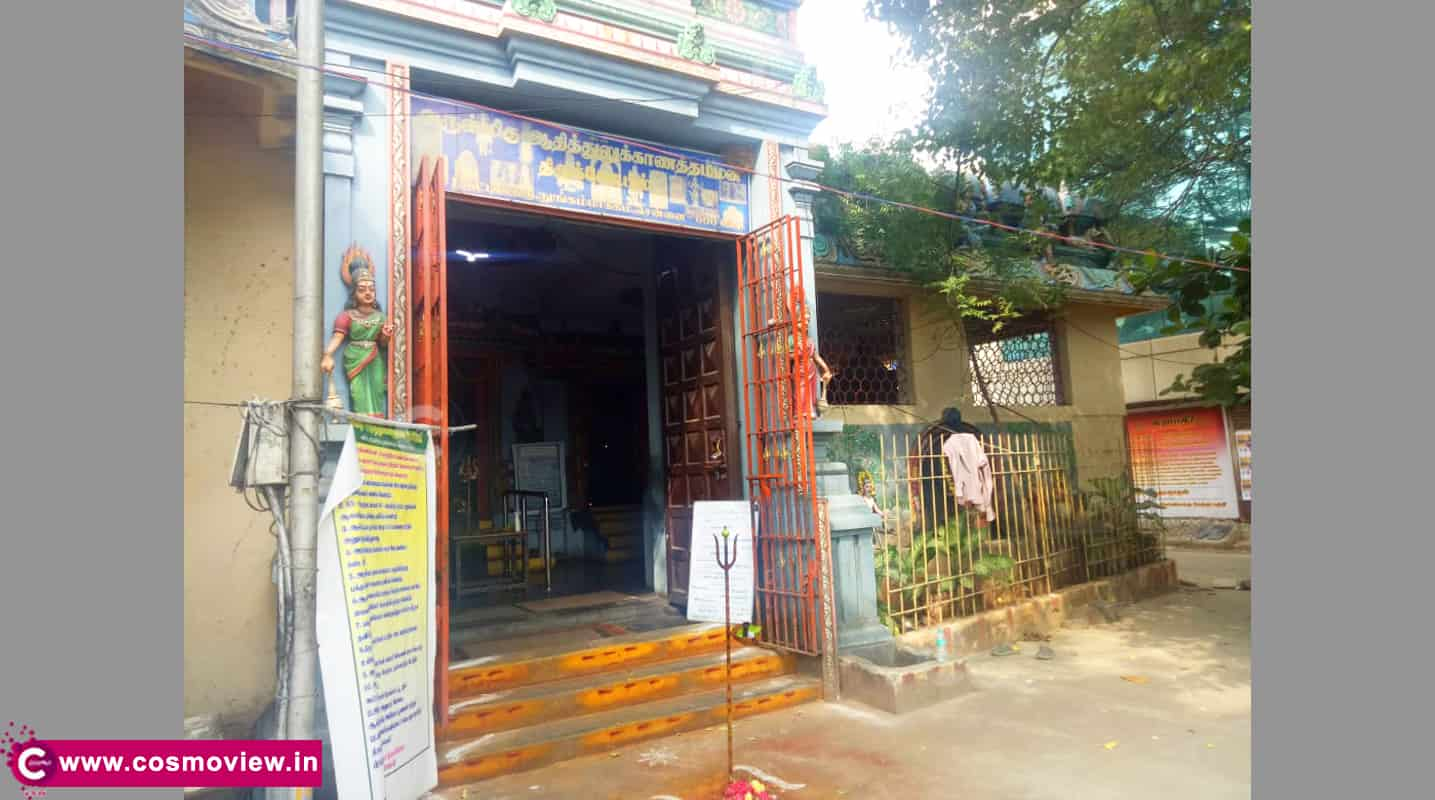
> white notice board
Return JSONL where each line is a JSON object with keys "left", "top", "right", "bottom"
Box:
{"left": 685, "top": 500, "right": 756, "bottom": 624}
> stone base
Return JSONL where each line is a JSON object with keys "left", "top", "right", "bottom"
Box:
{"left": 838, "top": 620, "right": 894, "bottom": 653}
{"left": 838, "top": 642, "right": 973, "bottom": 715}
{"left": 897, "top": 559, "right": 1180, "bottom": 657}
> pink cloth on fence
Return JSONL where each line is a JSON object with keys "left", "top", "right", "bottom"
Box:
{"left": 942, "top": 432, "right": 996, "bottom": 522}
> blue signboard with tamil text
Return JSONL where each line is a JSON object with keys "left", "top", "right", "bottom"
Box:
{"left": 412, "top": 96, "right": 751, "bottom": 235}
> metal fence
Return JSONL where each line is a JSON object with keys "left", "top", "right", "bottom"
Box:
{"left": 865, "top": 428, "right": 1164, "bottom": 633}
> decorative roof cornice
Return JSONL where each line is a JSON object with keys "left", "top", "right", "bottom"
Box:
{"left": 184, "top": 0, "right": 296, "bottom": 60}
{"left": 334, "top": 0, "right": 822, "bottom": 114}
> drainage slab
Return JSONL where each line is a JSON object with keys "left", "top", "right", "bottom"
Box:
{"left": 838, "top": 641, "right": 974, "bottom": 715}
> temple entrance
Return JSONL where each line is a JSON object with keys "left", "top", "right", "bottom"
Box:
{"left": 409, "top": 160, "right": 826, "bottom": 755}
{"left": 435, "top": 199, "right": 743, "bottom": 614}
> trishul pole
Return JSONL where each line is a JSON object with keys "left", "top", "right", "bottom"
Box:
{"left": 714, "top": 525, "right": 738, "bottom": 781}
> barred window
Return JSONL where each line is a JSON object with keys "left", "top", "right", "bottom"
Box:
{"left": 964, "top": 314, "right": 1066, "bottom": 406}
{"left": 817, "top": 292, "right": 911, "bottom": 406}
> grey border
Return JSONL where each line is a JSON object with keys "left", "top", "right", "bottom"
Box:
{"left": 1, "top": 2, "right": 1432, "bottom": 799}
{"left": 1257, "top": 2, "right": 1432, "bottom": 796}
{"left": 0, "top": 0, "right": 179, "bottom": 795}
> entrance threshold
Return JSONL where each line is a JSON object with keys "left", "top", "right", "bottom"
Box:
{"left": 448, "top": 591, "right": 690, "bottom": 663}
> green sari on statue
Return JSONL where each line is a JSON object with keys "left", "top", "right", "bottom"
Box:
{"left": 335, "top": 309, "right": 388, "bottom": 416}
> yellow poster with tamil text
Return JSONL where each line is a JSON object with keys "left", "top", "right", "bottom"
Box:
{"left": 317, "top": 421, "right": 437, "bottom": 800}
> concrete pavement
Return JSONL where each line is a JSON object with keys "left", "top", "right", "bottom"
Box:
{"left": 1168, "top": 549, "right": 1252, "bottom": 587}
{"left": 431, "top": 553, "right": 1252, "bottom": 800}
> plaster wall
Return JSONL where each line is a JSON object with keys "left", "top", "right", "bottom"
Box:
{"left": 814, "top": 273, "right": 1137, "bottom": 484}
{"left": 183, "top": 65, "right": 293, "bottom": 733}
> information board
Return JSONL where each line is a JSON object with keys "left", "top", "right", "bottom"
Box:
{"left": 316, "top": 421, "right": 438, "bottom": 800}
{"left": 685, "top": 500, "right": 756, "bottom": 625}
{"left": 512, "top": 442, "right": 567, "bottom": 510}
{"left": 1126, "top": 407, "right": 1240, "bottom": 519}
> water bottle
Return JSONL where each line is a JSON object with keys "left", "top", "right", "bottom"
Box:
{"left": 935, "top": 629, "right": 948, "bottom": 663}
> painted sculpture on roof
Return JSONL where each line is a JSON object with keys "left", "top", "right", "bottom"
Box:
{"left": 322, "top": 245, "right": 393, "bottom": 417}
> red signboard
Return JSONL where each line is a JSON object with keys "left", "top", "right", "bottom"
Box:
{"left": 1126, "top": 407, "right": 1240, "bottom": 519}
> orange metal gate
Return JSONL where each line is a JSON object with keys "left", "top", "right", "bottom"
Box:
{"left": 736, "top": 217, "right": 824, "bottom": 656}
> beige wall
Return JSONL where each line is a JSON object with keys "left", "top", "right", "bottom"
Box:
{"left": 1121, "top": 331, "right": 1243, "bottom": 406}
{"left": 184, "top": 64, "right": 294, "bottom": 733}
{"left": 816, "top": 273, "right": 1138, "bottom": 482}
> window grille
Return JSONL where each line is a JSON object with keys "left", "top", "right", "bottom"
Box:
{"left": 817, "top": 293, "right": 911, "bottom": 406}
{"left": 964, "top": 314, "right": 1065, "bottom": 406}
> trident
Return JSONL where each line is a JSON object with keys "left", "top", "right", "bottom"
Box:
{"left": 714, "top": 524, "right": 739, "bottom": 781}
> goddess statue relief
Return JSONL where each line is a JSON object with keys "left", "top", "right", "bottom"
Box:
{"left": 321, "top": 245, "right": 393, "bottom": 417}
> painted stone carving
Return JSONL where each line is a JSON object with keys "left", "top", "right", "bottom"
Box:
{"left": 512, "top": 0, "right": 558, "bottom": 23}
{"left": 793, "top": 65, "right": 825, "bottom": 102}
{"left": 322, "top": 245, "right": 393, "bottom": 417}
{"left": 678, "top": 23, "right": 718, "bottom": 65}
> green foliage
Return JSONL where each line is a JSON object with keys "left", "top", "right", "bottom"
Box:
{"left": 867, "top": 0, "right": 1250, "bottom": 231}
{"left": 1078, "top": 474, "right": 1164, "bottom": 536}
{"left": 829, "top": 426, "right": 882, "bottom": 481}
{"left": 961, "top": 553, "right": 1018, "bottom": 591}
{"left": 867, "top": 0, "right": 1251, "bottom": 405}
{"left": 1126, "top": 220, "right": 1251, "bottom": 405}
{"left": 812, "top": 141, "right": 1067, "bottom": 333}
{"left": 875, "top": 517, "right": 1018, "bottom": 625}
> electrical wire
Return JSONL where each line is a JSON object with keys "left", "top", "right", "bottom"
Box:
{"left": 184, "top": 399, "right": 249, "bottom": 408}
{"left": 184, "top": 31, "right": 1246, "bottom": 274}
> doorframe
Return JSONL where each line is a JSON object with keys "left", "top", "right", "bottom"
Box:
{"left": 446, "top": 193, "right": 745, "bottom": 243}
{"left": 654, "top": 241, "right": 747, "bottom": 609}
{"left": 404, "top": 135, "right": 763, "bottom": 729}
{"left": 419, "top": 186, "right": 751, "bottom": 728}
{"left": 439, "top": 194, "right": 748, "bottom": 599}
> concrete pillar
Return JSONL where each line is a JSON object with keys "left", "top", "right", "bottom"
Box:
{"left": 643, "top": 244, "right": 667, "bottom": 595}
{"left": 785, "top": 151, "right": 822, "bottom": 354}
{"left": 813, "top": 418, "right": 894, "bottom": 652}
{"left": 319, "top": 58, "right": 365, "bottom": 409}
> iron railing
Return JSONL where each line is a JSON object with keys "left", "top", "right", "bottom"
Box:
{"left": 865, "top": 429, "right": 1164, "bottom": 632}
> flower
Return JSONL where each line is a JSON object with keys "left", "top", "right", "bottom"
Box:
{"left": 724, "top": 778, "right": 775, "bottom": 800}
{"left": 724, "top": 780, "right": 751, "bottom": 800}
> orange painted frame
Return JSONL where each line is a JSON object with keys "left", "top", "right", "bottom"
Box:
{"left": 735, "top": 216, "right": 822, "bottom": 656}
{"left": 412, "top": 155, "right": 452, "bottom": 733}
{"left": 420, "top": 180, "right": 748, "bottom": 733}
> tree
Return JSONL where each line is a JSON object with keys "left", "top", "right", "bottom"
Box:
{"left": 867, "top": 0, "right": 1249, "bottom": 233}
{"left": 812, "top": 139, "right": 1084, "bottom": 426}
{"left": 812, "top": 139, "right": 1067, "bottom": 332}
{"left": 1128, "top": 220, "right": 1250, "bottom": 406}
{"left": 867, "top": 0, "right": 1251, "bottom": 405}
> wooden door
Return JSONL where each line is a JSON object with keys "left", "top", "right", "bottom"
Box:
{"left": 412, "top": 155, "right": 452, "bottom": 730}
{"left": 660, "top": 241, "right": 741, "bottom": 608}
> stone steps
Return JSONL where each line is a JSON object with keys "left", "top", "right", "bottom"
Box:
{"left": 438, "top": 674, "right": 820, "bottom": 786}
{"left": 448, "top": 623, "right": 731, "bottom": 698}
{"left": 446, "top": 646, "right": 794, "bottom": 738}
{"left": 438, "top": 622, "right": 818, "bottom": 785}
